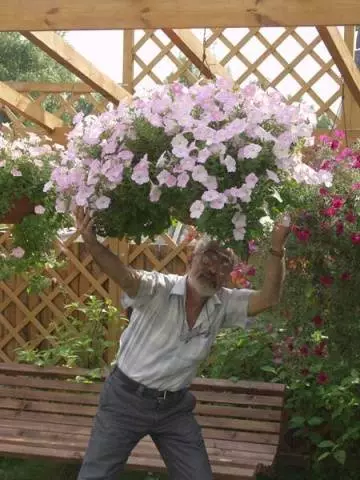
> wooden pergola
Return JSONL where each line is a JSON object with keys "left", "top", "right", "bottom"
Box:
{"left": 0, "top": 1, "right": 359, "bottom": 144}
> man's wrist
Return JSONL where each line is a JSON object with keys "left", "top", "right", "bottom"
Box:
{"left": 269, "top": 247, "right": 286, "bottom": 258}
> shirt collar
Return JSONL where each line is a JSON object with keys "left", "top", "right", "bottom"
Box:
{"left": 170, "top": 275, "right": 222, "bottom": 306}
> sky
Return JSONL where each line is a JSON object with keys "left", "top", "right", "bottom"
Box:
{"left": 64, "top": 27, "right": 346, "bottom": 116}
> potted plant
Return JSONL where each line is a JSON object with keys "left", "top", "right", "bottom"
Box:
{"left": 0, "top": 131, "right": 72, "bottom": 292}
{"left": 51, "top": 78, "right": 331, "bottom": 257}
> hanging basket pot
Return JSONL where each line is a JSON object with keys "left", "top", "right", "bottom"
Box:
{"left": 0, "top": 197, "right": 35, "bottom": 224}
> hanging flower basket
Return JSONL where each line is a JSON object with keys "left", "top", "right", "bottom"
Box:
{"left": 0, "top": 196, "right": 35, "bottom": 224}
{"left": 51, "top": 78, "right": 332, "bottom": 254}
{"left": 0, "top": 132, "right": 71, "bottom": 291}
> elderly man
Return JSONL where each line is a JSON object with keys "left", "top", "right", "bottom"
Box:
{"left": 76, "top": 208, "right": 290, "bottom": 480}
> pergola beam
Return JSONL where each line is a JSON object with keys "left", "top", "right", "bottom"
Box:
{"left": 317, "top": 26, "right": 360, "bottom": 107}
{"left": 0, "top": 81, "right": 63, "bottom": 131}
{"left": 21, "top": 32, "right": 131, "bottom": 103}
{"left": 163, "top": 29, "right": 229, "bottom": 79}
{"left": 0, "top": 1, "right": 359, "bottom": 30}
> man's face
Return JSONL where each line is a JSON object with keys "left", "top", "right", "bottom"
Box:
{"left": 188, "top": 246, "right": 234, "bottom": 297}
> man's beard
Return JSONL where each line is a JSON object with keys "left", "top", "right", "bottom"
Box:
{"left": 188, "top": 275, "right": 217, "bottom": 298}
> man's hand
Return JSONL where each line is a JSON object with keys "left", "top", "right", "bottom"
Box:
{"left": 271, "top": 213, "right": 291, "bottom": 251}
{"left": 75, "top": 207, "right": 98, "bottom": 245}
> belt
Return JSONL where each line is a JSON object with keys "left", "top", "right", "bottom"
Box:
{"left": 112, "top": 366, "right": 186, "bottom": 401}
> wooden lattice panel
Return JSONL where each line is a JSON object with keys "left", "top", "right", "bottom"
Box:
{"left": 0, "top": 231, "right": 189, "bottom": 362}
{"left": 133, "top": 27, "right": 343, "bottom": 124}
{"left": 1, "top": 83, "right": 109, "bottom": 138}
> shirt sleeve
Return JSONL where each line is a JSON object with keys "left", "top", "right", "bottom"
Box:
{"left": 120, "top": 270, "right": 162, "bottom": 310}
{"left": 222, "top": 288, "right": 256, "bottom": 329}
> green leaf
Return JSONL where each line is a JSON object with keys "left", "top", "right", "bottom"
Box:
{"left": 318, "top": 452, "right": 331, "bottom": 461}
{"left": 333, "top": 450, "right": 346, "bottom": 465}
{"left": 289, "top": 416, "right": 306, "bottom": 428}
{"left": 260, "top": 366, "right": 277, "bottom": 374}
{"left": 318, "top": 440, "right": 335, "bottom": 449}
{"left": 271, "top": 188, "right": 283, "bottom": 203}
{"left": 308, "top": 416, "right": 325, "bottom": 426}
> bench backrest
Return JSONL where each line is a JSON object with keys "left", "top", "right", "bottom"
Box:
{"left": 0, "top": 363, "right": 285, "bottom": 457}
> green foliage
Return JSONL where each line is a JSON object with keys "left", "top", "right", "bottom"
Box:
{"left": 0, "top": 134, "right": 71, "bottom": 290}
{"left": 16, "top": 295, "right": 128, "bottom": 376}
{"left": 0, "top": 33, "right": 75, "bottom": 82}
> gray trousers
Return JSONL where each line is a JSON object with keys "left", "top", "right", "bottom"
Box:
{"left": 77, "top": 368, "right": 212, "bottom": 480}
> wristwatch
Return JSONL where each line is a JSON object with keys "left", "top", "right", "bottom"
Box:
{"left": 269, "top": 247, "right": 286, "bottom": 258}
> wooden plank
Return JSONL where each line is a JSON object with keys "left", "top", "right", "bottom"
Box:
{"left": 163, "top": 29, "right": 230, "bottom": 79}
{"left": 191, "top": 377, "right": 286, "bottom": 396}
{"left": 194, "top": 390, "right": 284, "bottom": 408}
{"left": 4, "top": 82, "right": 94, "bottom": 93}
{"left": 0, "top": 408, "right": 94, "bottom": 427}
{"left": 0, "top": 1, "right": 359, "bottom": 29}
{"left": 195, "top": 404, "right": 282, "bottom": 421}
{"left": 0, "top": 397, "right": 97, "bottom": 417}
{"left": 0, "top": 386, "right": 100, "bottom": 406}
{"left": 0, "top": 362, "right": 100, "bottom": 379}
{"left": 0, "top": 80, "right": 63, "bottom": 131}
{"left": 0, "top": 428, "right": 274, "bottom": 466}
{"left": 0, "top": 418, "right": 277, "bottom": 455}
{"left": 196, "top": 415, "right": 280, "bottom": 434}
{"left": 123, "top": 30, "right": 134, "bottom": 94}
{"left": 0, "top": 374, "right": 102, "bottom": 393}
{"left": 317, "top": 26, "right": 360, "bottom": 106}
{"left": 21, "top": 32, "right": 131, "bottom": 103}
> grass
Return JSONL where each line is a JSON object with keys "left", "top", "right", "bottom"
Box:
{"left": 0, "top": 458, "right": 308, "bottom": 480}
{"left": 0, "top": 458, "right": 165, "bottom": 480}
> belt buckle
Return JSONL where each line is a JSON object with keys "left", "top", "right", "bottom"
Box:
{"left": 157, "top": 390, "right": 167, "bottom": 402}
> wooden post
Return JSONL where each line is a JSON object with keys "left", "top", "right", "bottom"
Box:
{"left": 338, "top": 26, "right": 360, "bottom": 144}
{"left": 123, "top": 30, "right": 134, "bottom": 94}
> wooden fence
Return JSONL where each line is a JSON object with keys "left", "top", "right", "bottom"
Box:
{"left": 0, "top": 232, "right": 190, "bottom": 363}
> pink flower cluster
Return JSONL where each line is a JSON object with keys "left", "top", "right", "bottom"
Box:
{"left": 51, "top": 78, "right": 332, "bottom": 241}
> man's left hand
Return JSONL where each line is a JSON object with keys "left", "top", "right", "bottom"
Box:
{"left": 271, "top": 214, "right": 291, "bottom": 251}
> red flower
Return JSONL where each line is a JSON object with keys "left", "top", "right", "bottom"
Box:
{"left": 351, "top": 182, "right": 360, "bottom": 191}
{"left": 345, "top": 211, "right": 356, "bottom": 223}
{"left": 312, "top": 315, "right": 324, "bottom": 327}
{"left": 294, "top": 228, "right": 311, "bottom": 243}
{"left": 336, "top": 221, "right": 344, "bottom": 236}
{"left": 331, "top": 139, "right": 340, "bottom": 150}
{"left": 299, "top": 344, "right": 310, "bottom": 356}
{"left": 323, "top": 207, "right": 337, "bottom": 217}
{"left": 351, "top": 233, "right": 360, "bottom": 245}
{"left": 320, "top": 275, "right": 334, "bottom": 287}
{"left": 246, "top": 265, "right": 257, "bottom": 277}
{"left": 316, "top": 372, "right": 329, "bottom": 385}
{"left": 331, "top": 196, "right": 345, "bottom": 209}
{"left": 314, "top": 341, "right": 328, "bottom": 357}
{"left": 341, "top": 272, "right": 351, "bottom": 281}
{"left": 319, "top": 187, "right": 329, "bottom": 196}
{"left": 352, "top": 157, "right": 360, "bottom": 169}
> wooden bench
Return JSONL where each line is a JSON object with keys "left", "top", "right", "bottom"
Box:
{"left": 0, "top": 363, "right": 285, "bottom": 479}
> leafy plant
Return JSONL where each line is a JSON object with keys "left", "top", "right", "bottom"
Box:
{"left": 16, "top": 295, "right": 128, "bottom": 376}
{"left": 0, "top": 131, "right": 72, "bottom": 291}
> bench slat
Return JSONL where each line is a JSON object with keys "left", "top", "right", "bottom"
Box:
{"left": 0, "top": 443, "right": 257, "bottom": 479}
{"left": 0, "top": 364, "right": 285, "bottom": 398}
{"left": 0, "top": 419, "right": 278, "bottom": 454}
{"left": 0, "top": 385, "right": 282, "bottom": 421}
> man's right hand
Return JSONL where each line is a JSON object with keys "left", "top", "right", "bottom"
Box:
{"left": 75, "top": 207, "right": 98, "bottom": 245}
